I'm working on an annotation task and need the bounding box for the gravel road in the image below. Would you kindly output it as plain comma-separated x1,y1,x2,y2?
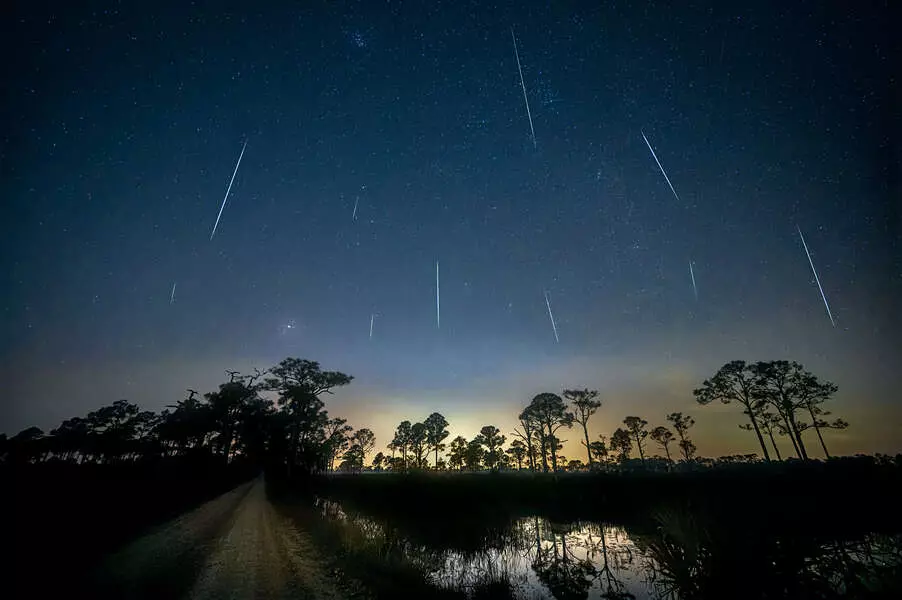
95,476,342,599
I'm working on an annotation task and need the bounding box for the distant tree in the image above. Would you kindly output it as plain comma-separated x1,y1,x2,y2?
588,437,608,466
464,438,484,470
423,412,450,469
506,439,528,470
372,452,385,470
49,417,91,463
610,428,632,462
666,412,697,462
339,428,375,473
564,388,602,467
476,425,506,471
512,407,541,471
448,435,468,471
392,421,413,467
650,426,675,463
324,417,353,470
353,428,376,458
567,459,585,471
694,361,771,461
408,422,429,468
8,426,46,463
528,393,574,472
623,416,649,464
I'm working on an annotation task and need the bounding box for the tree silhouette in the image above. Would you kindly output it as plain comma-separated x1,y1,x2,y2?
564,388,602,467
476,425,506,471
339,428,376,472
650,426,675,464
506,439,527,469
448,435,467,471
752,360,811,460
324,417,353,471
372,452,385,470
527,393,574,472
423,412,450,469
512,408,541,471
694,361,771,461
792,369,846,458
623,416,649,464
263,358,353,475
464,438,484,470
741,410,783,460
589,437,608,467
610,428,632,463
392,421,413,468
666,412,697,462
408,422,428,469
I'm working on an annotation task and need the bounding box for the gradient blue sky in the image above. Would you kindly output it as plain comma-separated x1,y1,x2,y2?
2,1,899,459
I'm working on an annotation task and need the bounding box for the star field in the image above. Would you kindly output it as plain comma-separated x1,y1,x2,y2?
2,1,899,456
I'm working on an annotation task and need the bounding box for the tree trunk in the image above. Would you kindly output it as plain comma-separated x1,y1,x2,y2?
786,410,809,460
745,408,772,461
633,433,645,463
434,446,439,469
766,429,782,461
582,424,593,466
663,444,672,463
780,411,802,458
539,434,549,472
807,406,831,458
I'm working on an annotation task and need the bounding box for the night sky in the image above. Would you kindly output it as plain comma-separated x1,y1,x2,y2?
3,1,899,458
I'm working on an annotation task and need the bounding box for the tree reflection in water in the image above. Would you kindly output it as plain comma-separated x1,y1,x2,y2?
314,497,902,599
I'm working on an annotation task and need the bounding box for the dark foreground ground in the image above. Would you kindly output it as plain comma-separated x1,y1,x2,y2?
9,458,902,599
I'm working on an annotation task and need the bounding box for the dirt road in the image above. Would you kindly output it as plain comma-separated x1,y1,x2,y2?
95,476,342,599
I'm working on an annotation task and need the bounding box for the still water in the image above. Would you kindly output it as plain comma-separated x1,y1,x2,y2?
315,498,902,599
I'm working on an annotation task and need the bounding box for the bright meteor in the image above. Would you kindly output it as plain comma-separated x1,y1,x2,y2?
797,225,836,327
210,141,247,241
544,290,559,343
641,130,681,203
511,28,537,149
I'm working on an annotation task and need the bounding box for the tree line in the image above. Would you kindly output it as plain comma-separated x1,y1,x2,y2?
0,357,849,473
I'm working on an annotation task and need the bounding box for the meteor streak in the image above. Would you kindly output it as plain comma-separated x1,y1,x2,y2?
797,226,836,327
170,282,177,305
352,197,359,221
436,261,441,329
210,141,247,241
689,261,698,300
511,28,536,148
641,131,681,203
544,290,559,343
369,313,374,339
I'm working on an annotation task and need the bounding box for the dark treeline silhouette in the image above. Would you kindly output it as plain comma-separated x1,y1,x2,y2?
369,360,850,474
2,358,360,475
1,358,856,475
